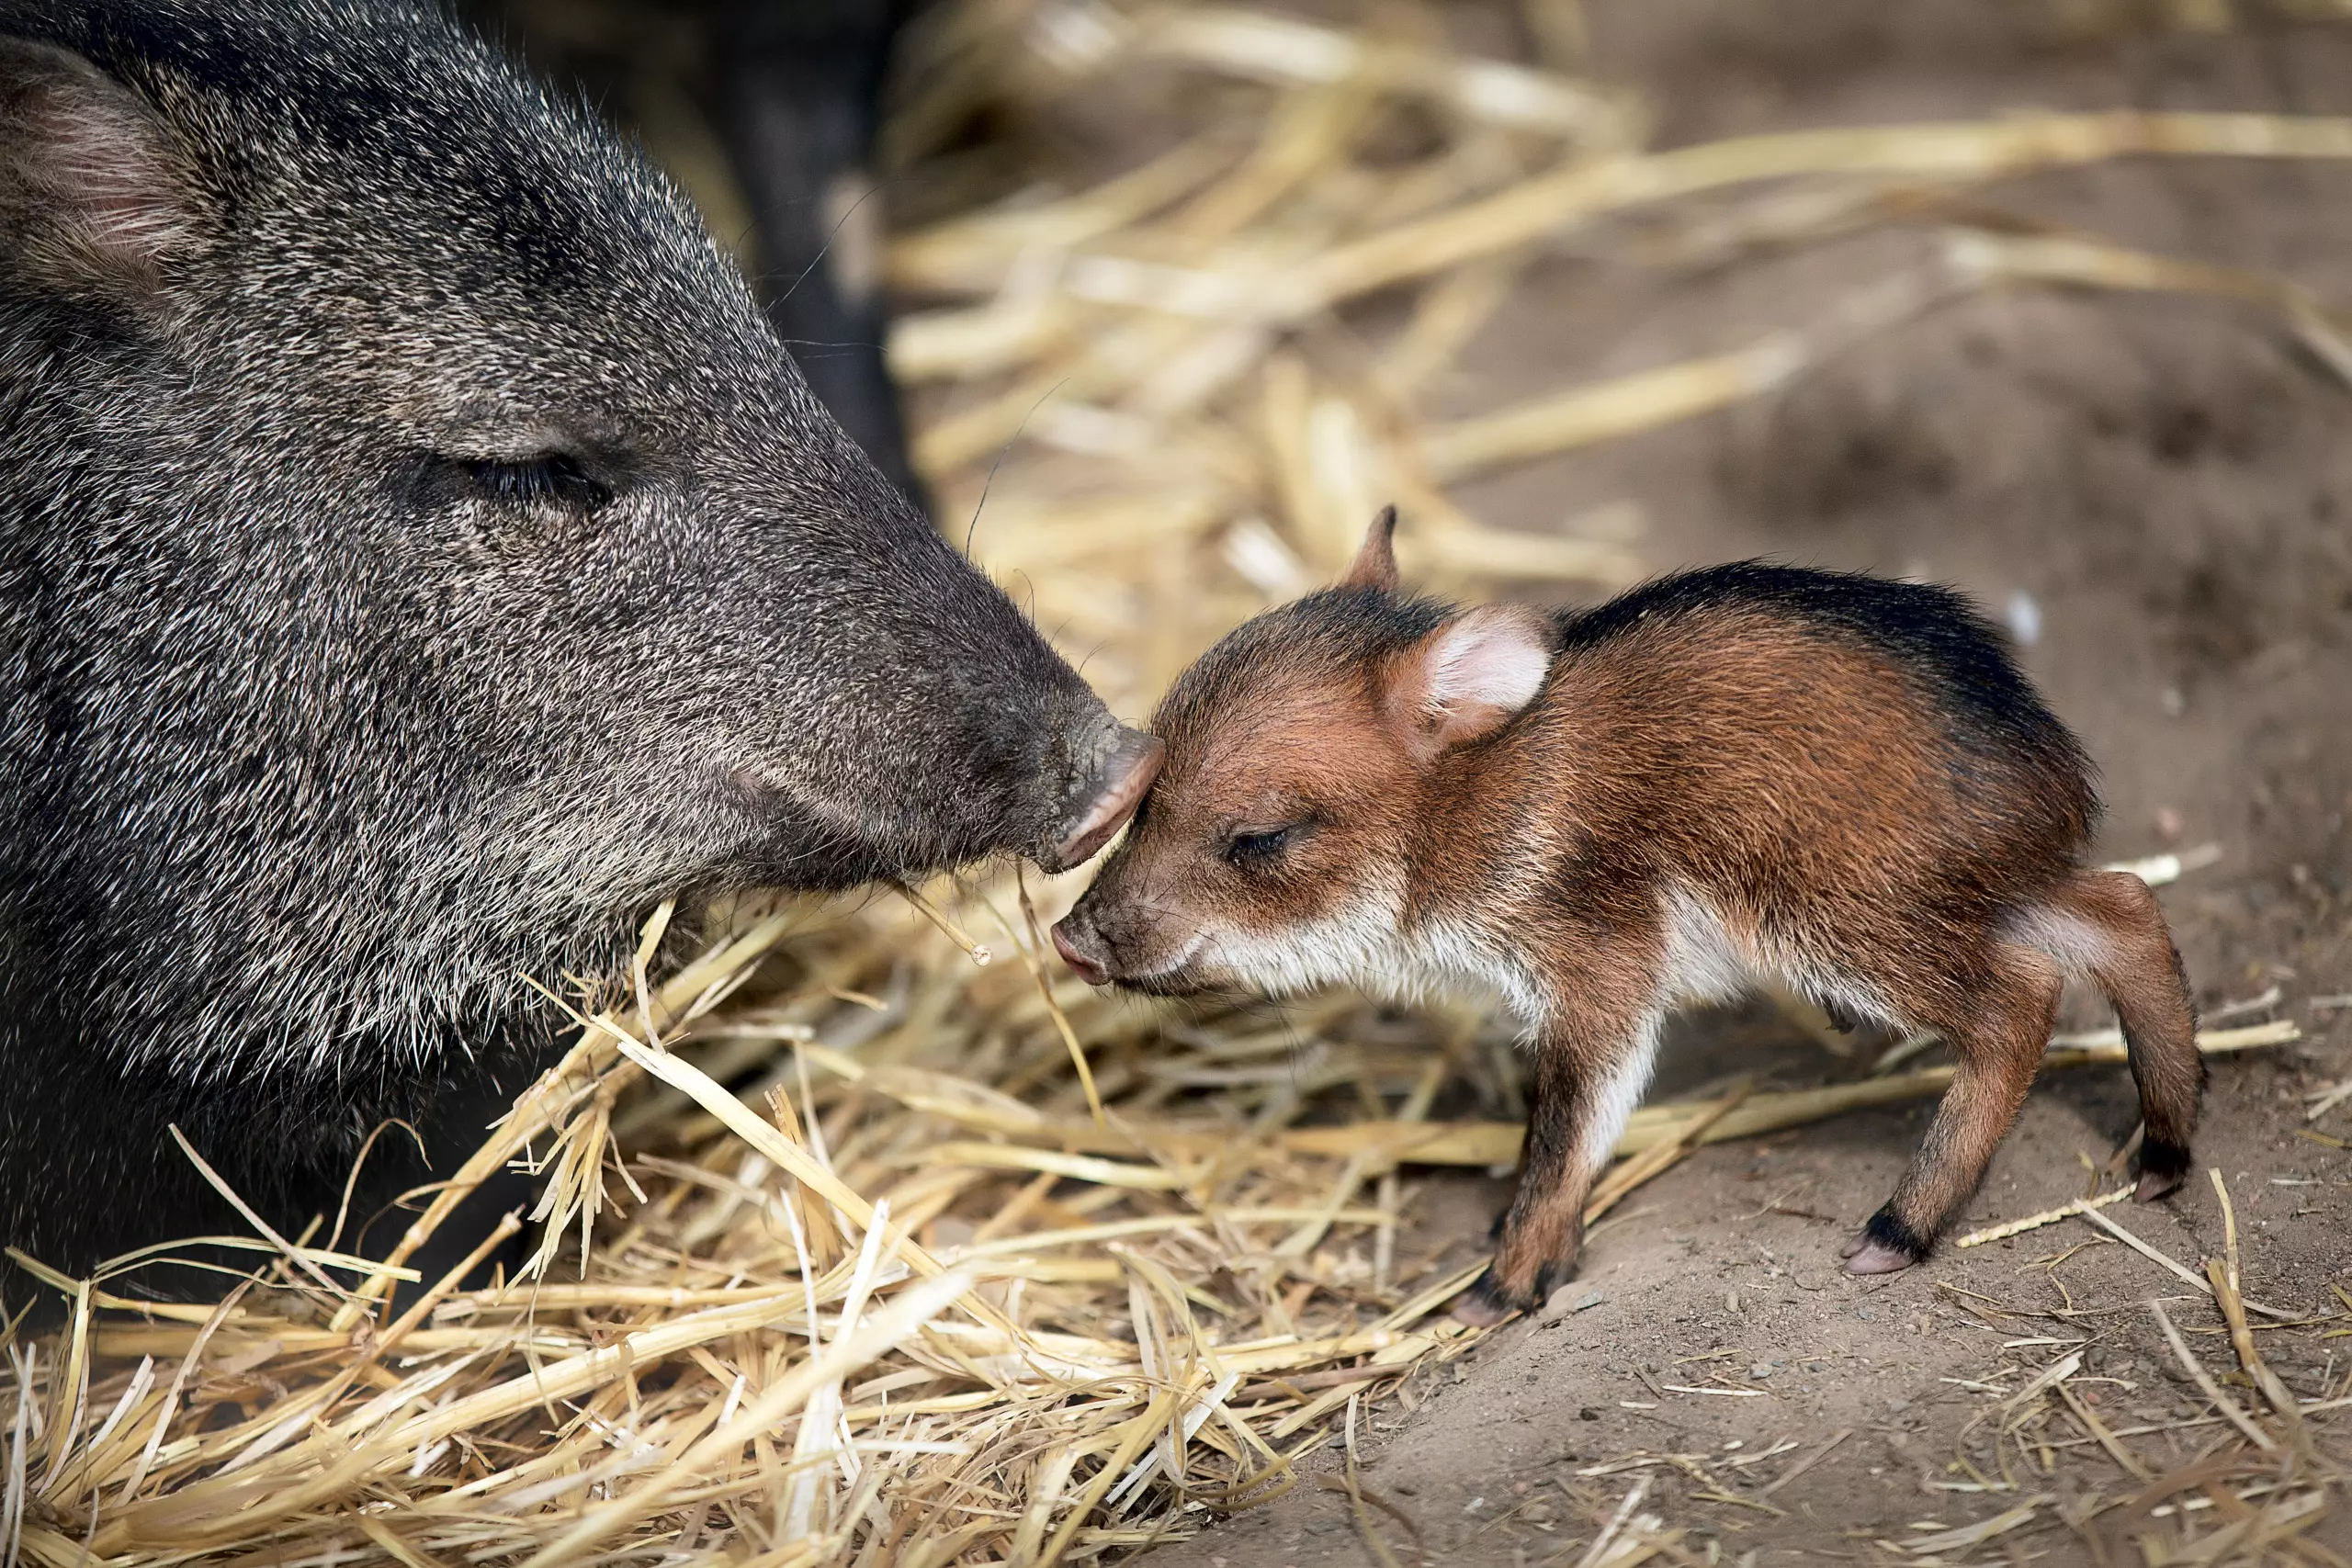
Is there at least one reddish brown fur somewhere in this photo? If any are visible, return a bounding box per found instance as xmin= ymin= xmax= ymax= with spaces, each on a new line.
xmin=1055 ymin=515 xmax=2202 ymax=1323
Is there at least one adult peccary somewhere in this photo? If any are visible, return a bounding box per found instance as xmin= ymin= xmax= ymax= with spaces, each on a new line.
xmin=0 ymin=0 xmax=1160 ymax=1311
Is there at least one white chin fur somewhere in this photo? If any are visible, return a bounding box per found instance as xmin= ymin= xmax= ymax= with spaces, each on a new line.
xmin=1122 ymin=931 xmax=1208 ymax=984
xmin=1202 ymin=882 xmax=1546 ymax=1023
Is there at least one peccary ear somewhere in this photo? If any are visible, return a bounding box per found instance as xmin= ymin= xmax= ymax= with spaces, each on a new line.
xmin=1338 ymin=506 xmax=1401 ymax=592
xmin=1389 ymin=604 xmax=1554 ymax=758
xmin=0 ymin=38 xmax=197 ymax=304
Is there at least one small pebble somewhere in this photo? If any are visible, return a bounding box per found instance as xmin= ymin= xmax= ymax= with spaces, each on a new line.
xmin=1539 ymin=1285 xmax=1607 ymax=1323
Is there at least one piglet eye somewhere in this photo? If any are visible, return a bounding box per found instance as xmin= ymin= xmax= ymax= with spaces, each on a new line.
xmin=1224 ymin=824 xmax=1298 ymax=869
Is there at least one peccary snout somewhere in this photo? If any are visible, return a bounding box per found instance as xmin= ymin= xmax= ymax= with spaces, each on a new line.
xmin=1040 ymin=716 xmax=1165 ymax=875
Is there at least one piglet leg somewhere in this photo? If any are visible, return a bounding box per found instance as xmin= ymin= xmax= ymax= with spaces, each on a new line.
xmin=1454 ymin=994 xmax=1664 ymax=1326
xmin=1845 ymin=940 xmax=2063 ymax=1273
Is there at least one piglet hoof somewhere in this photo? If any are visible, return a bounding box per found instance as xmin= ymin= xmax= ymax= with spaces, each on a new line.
xmin=1450 ymin=1266 xmax=1529 ymax=1327
xmin=1841 ymin=1209 xmax=1926 ymax=1276
xmin=1841 ymin=1238 xmax=1916 ymax=1276
xmin=2133 ymin=1138 xmax=2193 ymax=1203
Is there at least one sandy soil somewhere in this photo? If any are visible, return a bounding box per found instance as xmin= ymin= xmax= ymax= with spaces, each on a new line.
xmin=1142 ymin=2 xmax=2352 ymax=1561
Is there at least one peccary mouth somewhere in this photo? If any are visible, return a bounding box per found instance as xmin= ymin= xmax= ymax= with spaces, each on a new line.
xmin=1036 ymin=722 xmax=1163 ymax=874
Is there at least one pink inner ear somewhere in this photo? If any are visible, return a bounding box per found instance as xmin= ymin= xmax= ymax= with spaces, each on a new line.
xmin=38 ymin=96 xmax=189 ymax=268
xmin=4 ymin=42 xmax=192 ymax=287
xmin=1416 ymin=606 xmax=1553 ymax=750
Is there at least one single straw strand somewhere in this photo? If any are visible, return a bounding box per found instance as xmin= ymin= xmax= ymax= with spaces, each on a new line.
xmin=2149 ymin=1298 xmax=2276 ymax=1453
xmin=894 ymin=880 xmax=992 ymax=966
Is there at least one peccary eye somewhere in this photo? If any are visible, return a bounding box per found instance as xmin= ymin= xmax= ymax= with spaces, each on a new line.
xmin=463 ymin=452 xmax=610 ymax=513
xmin=1224 ymin=824 xmax=1299 ymax=869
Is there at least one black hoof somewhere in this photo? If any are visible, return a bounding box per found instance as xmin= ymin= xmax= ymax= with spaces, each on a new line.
xmin=2135 ymin=1136 xmax=2194 ymax=1202
xmin=1452 ymin=1256 xmax=1577 ymax=1326
xmin=1452 ymin=1265 xmax=1528 ymax=1326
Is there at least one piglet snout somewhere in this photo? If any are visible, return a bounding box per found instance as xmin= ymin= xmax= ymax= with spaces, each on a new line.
xmin=1051 ymin=913 xmax=1112 ymax=986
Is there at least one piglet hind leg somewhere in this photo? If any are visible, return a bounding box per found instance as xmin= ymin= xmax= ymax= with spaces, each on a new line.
xmin=1846 ymin=942 xmax=2063 ymax=1275
xmin=2039 ymin=870 xmax=2204 ymax=1201
xmin=1454 ymin=1002 xmax=1663 ymax=1326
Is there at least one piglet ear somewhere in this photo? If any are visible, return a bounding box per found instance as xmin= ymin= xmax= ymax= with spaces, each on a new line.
xmin=1 ymin=39 xmax=198 ymax=305
xmin=1337 ymin=505 xmax=1401 ymax=592
xmin=1395 ymin=604 xmax=1554 ymax=757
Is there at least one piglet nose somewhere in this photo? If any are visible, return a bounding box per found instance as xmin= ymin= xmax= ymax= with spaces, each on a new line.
xmin=1051 ymin=919 xmax=1111 ymax=986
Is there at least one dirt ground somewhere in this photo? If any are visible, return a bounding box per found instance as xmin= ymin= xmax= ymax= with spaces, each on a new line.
xmin=1133 ymin=3 xmax=2352 ymax=1561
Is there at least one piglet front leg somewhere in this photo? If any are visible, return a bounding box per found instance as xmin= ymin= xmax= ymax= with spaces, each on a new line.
xmin=1454 ymin=995 xmax=1665 ymax=1326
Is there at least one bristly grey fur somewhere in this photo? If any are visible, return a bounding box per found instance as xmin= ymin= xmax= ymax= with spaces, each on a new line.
xmin=0 ymin=0 xmax=1116 ymax=1297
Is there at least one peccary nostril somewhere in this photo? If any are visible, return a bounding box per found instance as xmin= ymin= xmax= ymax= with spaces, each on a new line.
xmin=1051 ymin=919 xmax=1111 ymax=986
xmin=1038 ymin=727 xmax=1163 ymax=874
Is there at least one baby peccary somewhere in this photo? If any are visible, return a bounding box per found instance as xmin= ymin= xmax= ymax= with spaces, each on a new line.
xmin=1055 ymin=512 xmax=2201 ymax=1325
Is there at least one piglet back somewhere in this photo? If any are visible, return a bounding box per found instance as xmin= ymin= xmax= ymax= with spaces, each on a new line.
xmin=1555 ymin=560 xmax=2097 ymax=838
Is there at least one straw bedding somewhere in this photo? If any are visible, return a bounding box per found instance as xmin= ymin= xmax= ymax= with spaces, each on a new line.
xmin=6 ymin=2 xmax=2351 ymax=1563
